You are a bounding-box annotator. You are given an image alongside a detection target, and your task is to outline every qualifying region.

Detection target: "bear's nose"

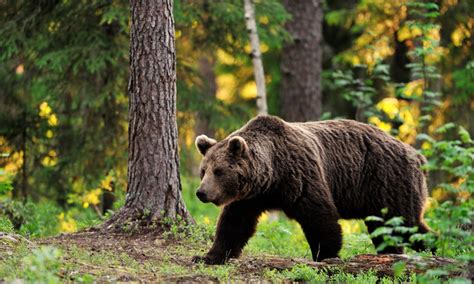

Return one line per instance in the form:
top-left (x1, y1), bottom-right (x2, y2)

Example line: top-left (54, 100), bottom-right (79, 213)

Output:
top-left (196, 190), bottom-right (208, 202)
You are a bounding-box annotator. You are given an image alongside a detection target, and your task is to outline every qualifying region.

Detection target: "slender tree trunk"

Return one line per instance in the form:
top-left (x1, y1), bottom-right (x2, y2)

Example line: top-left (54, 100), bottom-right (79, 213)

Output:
top-left (195, 54), bottom-right (216, 138)
top-left (192, 54), bottom-right (217, 176)
top-left (244, 0), bottom-right (268, 115)
top-left (20, 111), bottom-right (27, 201)
top-left (103, 0), bottom-right (191, 231)
top-left (281, 0), bottom-right (323, 122)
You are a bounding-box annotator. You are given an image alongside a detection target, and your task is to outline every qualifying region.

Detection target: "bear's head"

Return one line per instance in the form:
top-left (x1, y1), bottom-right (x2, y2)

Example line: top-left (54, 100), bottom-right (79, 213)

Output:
top-left (194, 134), bottom-right (250, 206)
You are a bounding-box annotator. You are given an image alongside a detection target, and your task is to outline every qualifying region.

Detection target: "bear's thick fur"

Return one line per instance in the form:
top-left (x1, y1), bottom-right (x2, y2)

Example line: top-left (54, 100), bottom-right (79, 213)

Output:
top-left (193, 115), bottom-right (431, 264)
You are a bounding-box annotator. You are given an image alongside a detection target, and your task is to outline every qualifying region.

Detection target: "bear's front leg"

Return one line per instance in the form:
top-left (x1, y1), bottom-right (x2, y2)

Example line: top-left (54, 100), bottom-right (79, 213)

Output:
top-left (192, 199), bottom-right (264, 265)
top-left (292, 198), bottom-right (342, 262)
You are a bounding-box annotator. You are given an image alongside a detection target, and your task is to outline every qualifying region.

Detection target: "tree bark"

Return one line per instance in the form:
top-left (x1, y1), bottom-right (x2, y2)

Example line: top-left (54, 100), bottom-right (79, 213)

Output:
top-left (195, 54), bottom-right (216, 138)
top-left (103, 0), bottom-right (192, 231)
top-left (281, 0), bottom-right (323, 122)
top-left (244, 0), bottom-right (268, 115)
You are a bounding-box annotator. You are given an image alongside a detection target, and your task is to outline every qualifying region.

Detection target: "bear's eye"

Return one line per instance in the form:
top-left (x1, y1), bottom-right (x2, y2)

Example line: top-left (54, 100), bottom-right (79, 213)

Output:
top-left (213, 168), bottom-right (224, 177)
top-left (200, 169), bottom-right (205, 179)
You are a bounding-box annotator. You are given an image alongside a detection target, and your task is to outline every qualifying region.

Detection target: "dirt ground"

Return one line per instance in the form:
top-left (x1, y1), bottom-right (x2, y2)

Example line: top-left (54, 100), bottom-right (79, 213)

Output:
top-left (30, 230), bottom-right (469, 282)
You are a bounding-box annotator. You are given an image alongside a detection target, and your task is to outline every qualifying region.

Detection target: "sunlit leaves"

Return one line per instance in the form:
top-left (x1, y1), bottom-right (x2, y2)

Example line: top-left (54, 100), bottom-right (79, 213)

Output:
top-left (57, 212), bottom-right (77, 233)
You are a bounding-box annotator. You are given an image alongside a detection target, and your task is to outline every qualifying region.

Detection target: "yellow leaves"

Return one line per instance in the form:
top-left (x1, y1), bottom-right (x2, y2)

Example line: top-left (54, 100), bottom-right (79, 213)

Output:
top-left (175, 30), bottom-right (182, 39)
top-left (398, 25), bottom-right (445, 64)
top-left (369, 116), bottom-right (392, 132)
top-left (244, 44), bottom-right (251, 54)
top-left (397, 26), bottom-right (411, 42)
top-left (369, 97), bottom-right (418, 144)
top-left (39, 101), bottom-right (59, 131)
top-left (243, 43), bottom-right (269, 54)
top-left (350, 55), bottom-right (361, 65)
top-left (432, 188), bottom-right (449, 201)
top-left (259, 212), bottom-right (269, 222)
top-left (421, 141), bottom-right (432, 150)
top-left (451, 24), bottom-right (471, 47)
top-left (424, 46), bottom-right (446, 65)
top-left (3, 151), bottom-right (23, 174)
top-left (49, 150), bottom-right (57, 157)
top-left (402, 79), bottom-right (424, 98)
top-left (46, 130), bottom-right (54, 138)
top-left (351, 36), bottom-right (394, 68)
top-left (339, 220), bottom-right (363, 235)
top-left (430, 178), bottom-right (470, 202)
top-left (42, 149), bottom-right (58, 167)
top-left (217, 49), bottom-right (235, 65)
top-left (81, 174), bottom-right (114, 208)
top-left (83, 188), bottom-right (102, 208)
top-left (216, 74), bottom-right (236, 102)
top-left (39, 102), bottom-right (52, 118)
top-left (411, 26), bottom-right (423, 38)
top-left (41, 156), bottom-right (57, 167)
top-left (241, 81), bottom-right (257, 100)
top-left (48, 114), bottom-right (58, 126)
top-left (397, 25), bottom-right (422, 41)
top-left (58, 212), bottom-right (77, 233)
top-left (47, 21), bottom-right (60, 33)
top-left (100, 174), bottom-right (113, 191)
top-left (377, 98), bottom-right (399, 119)
top-left (203, 216), bottom-right (211, 225)
top-left (259, 16), bottom-right (269, 25)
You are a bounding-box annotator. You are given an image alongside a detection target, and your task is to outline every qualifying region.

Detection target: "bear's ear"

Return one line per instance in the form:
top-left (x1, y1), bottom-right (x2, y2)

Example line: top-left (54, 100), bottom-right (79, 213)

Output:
top-left (195, 135), bottom-right (217, 156)
top-left (228, 136), bottom-right (248, 157)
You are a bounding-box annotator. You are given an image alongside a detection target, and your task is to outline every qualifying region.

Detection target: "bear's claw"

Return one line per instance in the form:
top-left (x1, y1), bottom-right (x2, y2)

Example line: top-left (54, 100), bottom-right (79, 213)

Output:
top-left (192, 255), bottom-right (226, 265)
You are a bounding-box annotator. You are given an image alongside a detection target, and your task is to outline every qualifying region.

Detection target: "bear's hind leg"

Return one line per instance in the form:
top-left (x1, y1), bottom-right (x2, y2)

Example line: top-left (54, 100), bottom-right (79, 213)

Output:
top-left (300, 218), bottom-right (342, 261)
top-left (291, 199), bottom-right (342, 261)
top-left (365, 220), bottom-right (404, 254)
top-left (409, 220), bottom-right (435, 253)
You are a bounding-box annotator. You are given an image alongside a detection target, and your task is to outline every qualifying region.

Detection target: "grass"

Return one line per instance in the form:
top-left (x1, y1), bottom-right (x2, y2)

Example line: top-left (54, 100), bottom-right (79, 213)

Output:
top-left (0, 218), bottom-right (470, 282)
top-left (0, 214), bottom-right (380, 282)
top-left (0, 177), bottom-right (471, 282)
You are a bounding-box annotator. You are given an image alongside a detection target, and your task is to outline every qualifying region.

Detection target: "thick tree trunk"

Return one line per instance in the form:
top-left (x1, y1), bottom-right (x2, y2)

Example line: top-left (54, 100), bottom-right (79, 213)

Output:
top-left (103, 0), bottom-right (192, 231)
top-left (281, 0), bottom-right (323, 122)
top-left (244, 0), bottom-right (268, 115)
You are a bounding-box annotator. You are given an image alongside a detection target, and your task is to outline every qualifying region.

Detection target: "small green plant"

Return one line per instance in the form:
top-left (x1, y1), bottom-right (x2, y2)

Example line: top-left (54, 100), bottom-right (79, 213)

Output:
top-left (332, 63), bottom-right (390, 122)
top-left (366, 208), bottom-right (420, 253)
top-left (419, 124), bottom-right (473, 259)
top-left (0, 216), bottom-right (14, 233)
top-left (20, 246), bottom-right (62, 283)
top-left (0, 167), bottom-right (13, 197)
top-left (281, 264), bottom-right (328, 282)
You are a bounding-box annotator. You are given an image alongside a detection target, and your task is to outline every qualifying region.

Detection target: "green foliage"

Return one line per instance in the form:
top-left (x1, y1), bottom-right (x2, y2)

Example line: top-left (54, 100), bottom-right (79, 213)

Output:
top-left (20, 246), bottom-right (62, 283)
top-left (452, 61), bottom-right (474, 104)
top-left (0, 215), bottom-right (14, 233)
top-left (247, 217), bottom-right (310, 258)
top-left (366, 211), bottom-right (420, 253)
top-left (419, 124), bottom-right (473, 190)
top-left (1, 200), bottom-right (61, 237)
top-left (269, 265), bottom-right (397, 283)
top-left (426, 200), bottom-right (473, 258)
top-left (0, 167), bottom-right (13, 196)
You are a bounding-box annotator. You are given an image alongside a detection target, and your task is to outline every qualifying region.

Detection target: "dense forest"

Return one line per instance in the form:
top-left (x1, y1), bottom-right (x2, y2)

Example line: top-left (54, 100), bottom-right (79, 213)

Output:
top-left (0, 0), bottom-right (472, 282)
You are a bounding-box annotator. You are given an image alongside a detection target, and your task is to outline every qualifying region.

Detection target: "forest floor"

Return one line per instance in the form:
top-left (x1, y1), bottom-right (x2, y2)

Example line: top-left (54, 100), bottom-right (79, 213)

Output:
top-left (1, 229), bottom-right (470, 282)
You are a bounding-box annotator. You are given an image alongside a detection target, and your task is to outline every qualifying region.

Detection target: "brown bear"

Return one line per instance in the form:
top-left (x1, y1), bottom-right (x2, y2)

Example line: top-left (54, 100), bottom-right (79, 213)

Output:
top-left (192, 115), bottom-right (431, 265)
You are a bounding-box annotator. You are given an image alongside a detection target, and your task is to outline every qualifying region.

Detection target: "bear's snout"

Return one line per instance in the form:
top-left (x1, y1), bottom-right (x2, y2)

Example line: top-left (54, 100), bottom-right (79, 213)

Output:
top-left (196, 189), bottom-right (209, 203)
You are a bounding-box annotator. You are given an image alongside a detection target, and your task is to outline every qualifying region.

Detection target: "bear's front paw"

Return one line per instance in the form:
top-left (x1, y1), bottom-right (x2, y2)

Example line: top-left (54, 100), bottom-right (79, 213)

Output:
top-left (192, 255), bottom-right (226, 265)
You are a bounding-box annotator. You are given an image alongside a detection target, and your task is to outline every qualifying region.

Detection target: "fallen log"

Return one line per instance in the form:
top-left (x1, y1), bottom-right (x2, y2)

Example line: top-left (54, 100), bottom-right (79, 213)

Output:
top-left (260, 254), bottom-right (471, 279)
